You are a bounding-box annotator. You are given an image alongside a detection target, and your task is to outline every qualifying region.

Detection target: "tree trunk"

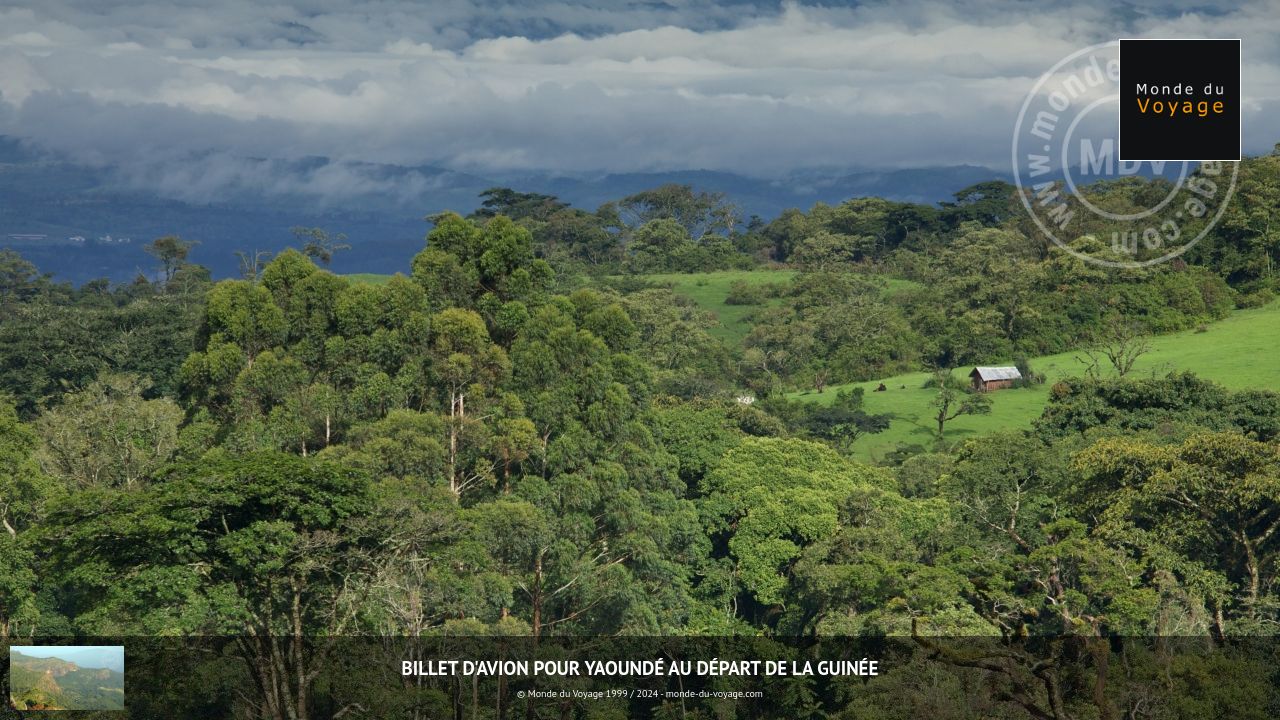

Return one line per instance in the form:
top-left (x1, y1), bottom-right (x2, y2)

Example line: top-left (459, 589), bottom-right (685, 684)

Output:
top-left (531, 552), bottom-right (543, 639)
top-left (1088, 638), bottom-right (1117, 720)
top-left (1242, 532), bottom-right (1261, 611)
top-left (292, 582), bottom-right (308, 720)
top-left (448, 391), bottom-right (465, 498)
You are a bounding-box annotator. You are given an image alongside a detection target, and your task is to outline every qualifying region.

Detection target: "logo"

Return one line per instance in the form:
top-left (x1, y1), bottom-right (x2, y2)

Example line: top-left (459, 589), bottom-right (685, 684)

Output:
top-left (1012, 41), bottom-right (1238, 268)
top-left (1119, 39), bottom-right (1241, 162)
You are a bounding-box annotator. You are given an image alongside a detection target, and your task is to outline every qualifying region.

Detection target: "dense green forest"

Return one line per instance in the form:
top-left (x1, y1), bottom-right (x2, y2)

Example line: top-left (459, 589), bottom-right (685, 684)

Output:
top-left (3, 152), bottom-right (1280, 719)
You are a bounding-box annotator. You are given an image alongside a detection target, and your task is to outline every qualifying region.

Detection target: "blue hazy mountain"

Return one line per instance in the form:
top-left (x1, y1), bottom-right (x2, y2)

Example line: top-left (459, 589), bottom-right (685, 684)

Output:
top-left (0, 137), bottom-right (1007, 283)
top-left (12, 646), bottom-right (124, 672)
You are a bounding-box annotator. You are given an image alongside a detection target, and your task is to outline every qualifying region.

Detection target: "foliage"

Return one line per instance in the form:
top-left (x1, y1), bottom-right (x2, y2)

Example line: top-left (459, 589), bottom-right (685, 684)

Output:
top-left (36, 374), bottom-right (183, 490)
top-left (3, 167), bottom-right (1280, 717)
top-left (931, 369), bottom-right (992, 440)
top-left (701, 437), bottom-right (893, 609)
top-left (143, 235), bottom-right (198, 282)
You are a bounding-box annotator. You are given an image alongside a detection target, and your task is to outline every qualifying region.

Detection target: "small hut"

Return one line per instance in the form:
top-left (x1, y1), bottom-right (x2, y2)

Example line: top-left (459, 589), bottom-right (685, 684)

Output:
top-left (969, 366), bottom-right (1022, 392)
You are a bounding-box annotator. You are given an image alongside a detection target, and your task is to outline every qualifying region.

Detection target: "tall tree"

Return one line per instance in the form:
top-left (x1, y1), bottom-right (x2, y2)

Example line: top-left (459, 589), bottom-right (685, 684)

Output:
top-left (470, 188), bottom-right (568, 222)
top-left (291, 227), bottom-right (351, 267)
top-left (46, 452), bottom-right (377, 720)
top-left (144, 235), bottom-right (198, 282)
top-left (429, 308), bottom-right (511, 499)
top-left (0, 398), bottom-right (52, 640)
top-left (1078, 432), bottom-right (1280, 631)
top-left (615, 184), bottom-right (738, 238)
top-left (36, 374), bottom-right (183, 490)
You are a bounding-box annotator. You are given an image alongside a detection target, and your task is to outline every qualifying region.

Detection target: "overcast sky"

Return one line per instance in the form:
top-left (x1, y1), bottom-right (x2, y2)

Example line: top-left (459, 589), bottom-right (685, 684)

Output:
top-left (2, 0), bottom-right (1279, 187)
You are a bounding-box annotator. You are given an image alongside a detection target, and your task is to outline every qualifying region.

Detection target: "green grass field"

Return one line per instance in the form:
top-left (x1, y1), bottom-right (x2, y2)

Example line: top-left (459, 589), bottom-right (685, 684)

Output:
top-left (639, 270), bottom-right (796, 343)
top-left (639, 270), bottom-right (919, 344)
top-left (792, 300), bottom-right (1280, 463)
top-left (345, 272), bottom-right (395, 285)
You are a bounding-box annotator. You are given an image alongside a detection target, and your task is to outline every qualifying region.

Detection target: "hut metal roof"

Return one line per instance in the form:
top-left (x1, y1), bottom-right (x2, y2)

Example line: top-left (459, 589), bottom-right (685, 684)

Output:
top-left (971, 366), bottom-right (1022, 381)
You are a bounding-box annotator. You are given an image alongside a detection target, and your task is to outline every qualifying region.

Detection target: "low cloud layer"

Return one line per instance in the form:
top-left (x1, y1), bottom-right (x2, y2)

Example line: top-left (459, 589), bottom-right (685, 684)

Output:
top-left (2, 0), bottom-right (1279, 200)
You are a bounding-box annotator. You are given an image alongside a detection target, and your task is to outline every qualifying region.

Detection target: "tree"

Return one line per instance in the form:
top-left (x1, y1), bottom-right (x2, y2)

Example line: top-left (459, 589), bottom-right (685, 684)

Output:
top-left (791, 230), bottom-right (864, 270)
top-left (534, 208), bottom-right (617, 266)
top-left (1036, 371), bottom-right (1280, 442)
top-left (0, 282), bottom-right (201, 419)
top-left (320, 410), bottom-right (446, 483)
top-left (1201, 152), bottom-right (1280, 283)
top-left (615, 184), bottom-right (738, 239)
top-left (0, 532), bottom-right (38, 640)
top-left (36, 374), bottom-right (183, 489)
top-left (782, 481), bottom-right (970, 636)
top-left (701, 437), bottom-right (894, 609)
top-left (761, 207), bottom-right (812, 261)
top-left (46, 452), bottom-right (377, 720)
top-left (0, 249), bottom-right (44, 307)
top-left (931, 370), bottom-right (991, 440)
top-left (626, 218), bottom-right (695, 272)
top-left (797, 388), bottom-right (891, 452)
top-left (1093, 314), bottom-right (1152, 377)
top-left (0, 399), bottom-right (50, 640)
top-left (235, 249), bottom-right (274, 282)
top-left (291, 227), bottom-right (351, 266)
top-left (470, 187), bottom-right (568, 222)
top-left (939, 181), bottom-right (1017, 227)
top-left (144, 235), bottom-right (198, 282)
top-left (932, 432), bottom-right (1163, 720)
top-left (413, 212), bottom-right (553, 312)
top-left (429, 308), bottom-right (511, 499)
top-left (1076, 432), bottom-right (1280, 631)
top-left (202, 279), bottom-right (288, 363)
top-left (0, 397), bottom-right (52, 537)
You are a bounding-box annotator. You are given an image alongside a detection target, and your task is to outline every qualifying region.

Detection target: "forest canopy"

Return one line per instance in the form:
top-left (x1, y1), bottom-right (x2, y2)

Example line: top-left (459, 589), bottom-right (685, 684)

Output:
top-left (3, 158), bottom-right (1280, 719)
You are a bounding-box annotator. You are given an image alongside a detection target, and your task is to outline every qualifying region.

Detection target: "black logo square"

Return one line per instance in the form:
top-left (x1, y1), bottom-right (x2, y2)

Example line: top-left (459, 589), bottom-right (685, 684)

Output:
top-left (1119, 39), bottom-right (1240, 161)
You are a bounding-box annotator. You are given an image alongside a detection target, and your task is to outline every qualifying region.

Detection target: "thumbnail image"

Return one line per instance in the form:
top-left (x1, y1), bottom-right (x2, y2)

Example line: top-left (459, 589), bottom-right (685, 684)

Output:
top-left (8, 646), bottom-right (124, 711)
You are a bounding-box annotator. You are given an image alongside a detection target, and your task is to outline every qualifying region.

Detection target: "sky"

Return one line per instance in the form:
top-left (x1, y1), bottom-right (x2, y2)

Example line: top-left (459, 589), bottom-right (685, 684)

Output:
top-left (11, 646), bottom-right (126, 672)
top-left (1, 0), bottom-right (1278, 198)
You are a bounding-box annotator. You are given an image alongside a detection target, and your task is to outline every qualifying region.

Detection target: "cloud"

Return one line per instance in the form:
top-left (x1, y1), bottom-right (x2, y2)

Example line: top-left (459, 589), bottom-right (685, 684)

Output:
top-left (1, 0), bottom-right (1278, 203)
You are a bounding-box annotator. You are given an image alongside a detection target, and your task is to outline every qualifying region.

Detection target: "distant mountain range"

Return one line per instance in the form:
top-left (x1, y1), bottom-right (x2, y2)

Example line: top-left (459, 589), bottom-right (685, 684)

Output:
top-left (8, 649), bottom-right (125, 711)
top-left (0, 135), bottom-right (1006, 283)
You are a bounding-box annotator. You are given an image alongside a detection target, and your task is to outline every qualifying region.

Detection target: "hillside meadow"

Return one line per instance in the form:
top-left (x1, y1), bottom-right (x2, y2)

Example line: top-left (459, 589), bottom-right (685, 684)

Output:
top-left (632, 269), bottom-right (795, 342)
top-left (792, 299), bottom-right (1280, 462)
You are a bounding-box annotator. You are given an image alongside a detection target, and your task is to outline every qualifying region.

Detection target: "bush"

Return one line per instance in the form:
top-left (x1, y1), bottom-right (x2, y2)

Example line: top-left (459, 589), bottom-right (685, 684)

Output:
top-left (724, 280), bottom-right (768, 306)
top-left (1014, 356), bottom-right (1045, 387)
top-left (1238, 288), bottom-right (1276, 309)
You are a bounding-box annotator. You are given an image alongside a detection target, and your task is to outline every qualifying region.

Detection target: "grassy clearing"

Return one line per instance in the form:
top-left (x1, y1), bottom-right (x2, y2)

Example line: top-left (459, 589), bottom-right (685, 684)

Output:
top-left (639, 270), bottom-right (919, 344)
top-left (639, 270), bottom-right (796, 343)
top-left (345, 273), bottom-right (395, 285)
top-left (792, 300), bottom-right (1280, 463)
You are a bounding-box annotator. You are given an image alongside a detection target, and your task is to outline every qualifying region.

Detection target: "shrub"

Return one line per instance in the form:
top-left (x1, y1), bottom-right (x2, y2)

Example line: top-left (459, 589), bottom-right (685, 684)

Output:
top-left (1014, 356), bottom-right (1045, 387)
top-left (1238, 288), bottom-right (1276, 309)
top-left (725, 280), bottom-right (768, 306)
